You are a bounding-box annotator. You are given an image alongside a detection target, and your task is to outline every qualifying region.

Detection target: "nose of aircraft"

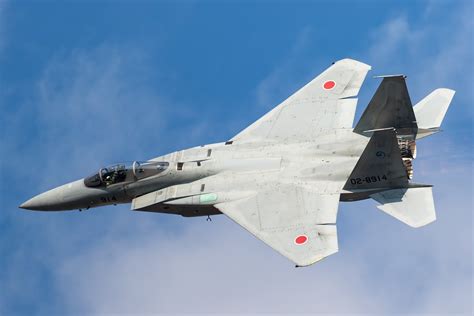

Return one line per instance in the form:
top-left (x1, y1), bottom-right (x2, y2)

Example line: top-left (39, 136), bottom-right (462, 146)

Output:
top-left (20, 186), bottom-right (65, 211)
top-left (19, 179), bottom-right (95, 211)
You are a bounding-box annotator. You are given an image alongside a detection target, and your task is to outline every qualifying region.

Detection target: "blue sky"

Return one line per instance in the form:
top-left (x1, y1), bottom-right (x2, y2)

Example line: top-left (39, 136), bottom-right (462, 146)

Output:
top-left (0, 1), bottom-right (472, 315)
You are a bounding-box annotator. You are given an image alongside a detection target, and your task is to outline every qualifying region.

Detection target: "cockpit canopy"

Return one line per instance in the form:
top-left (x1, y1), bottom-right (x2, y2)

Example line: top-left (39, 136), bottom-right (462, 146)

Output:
top-left (84, 161), bottom-right (169, 188)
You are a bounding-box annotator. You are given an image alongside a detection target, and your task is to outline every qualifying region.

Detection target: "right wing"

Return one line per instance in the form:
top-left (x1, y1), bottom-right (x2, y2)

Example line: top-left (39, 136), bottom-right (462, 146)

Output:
top-left (215, 184), bottom-right (340, 267)
top-left (232, 58), bottom-right (371, 142)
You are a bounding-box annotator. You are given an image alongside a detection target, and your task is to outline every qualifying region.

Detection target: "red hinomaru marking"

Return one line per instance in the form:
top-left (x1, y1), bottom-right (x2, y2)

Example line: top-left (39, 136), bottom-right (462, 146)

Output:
top-left (323, 80), bottom-right (336, 90)
top-left (294, 235), bottom-right (308, 245)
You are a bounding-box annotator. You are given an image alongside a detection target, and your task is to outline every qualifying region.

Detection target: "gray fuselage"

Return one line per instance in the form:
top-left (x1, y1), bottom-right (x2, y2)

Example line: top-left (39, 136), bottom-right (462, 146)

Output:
top-left (20, 129), bottom-right (369, 213)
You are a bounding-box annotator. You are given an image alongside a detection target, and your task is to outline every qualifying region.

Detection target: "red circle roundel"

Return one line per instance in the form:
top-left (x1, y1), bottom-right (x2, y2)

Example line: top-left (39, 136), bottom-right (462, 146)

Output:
top-left (294, 235), bottom-right (308, 245)
top-left (323, 80), bottom-right (336, 90)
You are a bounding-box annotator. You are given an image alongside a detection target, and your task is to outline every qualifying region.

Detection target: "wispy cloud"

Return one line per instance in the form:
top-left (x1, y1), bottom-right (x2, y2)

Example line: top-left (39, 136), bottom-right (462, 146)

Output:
top-left (0, 43), bottom-right (166, 313)
top-left (255, 26), bottom-right (315, 109)
top-left (3, 44), bottom-right (184, 190)
top-left (366, 4), bottom-right (473, 110)
top-left (54, 218), bottom-right (387, 314)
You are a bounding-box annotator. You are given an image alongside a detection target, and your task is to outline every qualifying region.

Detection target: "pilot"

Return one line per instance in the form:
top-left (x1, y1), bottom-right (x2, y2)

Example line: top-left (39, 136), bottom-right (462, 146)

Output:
top-left (105, 174), bottom-right (113, 184)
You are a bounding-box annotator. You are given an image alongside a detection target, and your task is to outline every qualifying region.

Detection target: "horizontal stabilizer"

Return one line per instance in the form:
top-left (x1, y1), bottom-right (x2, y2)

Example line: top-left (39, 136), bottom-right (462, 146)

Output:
top-left (370, 187), bottom-right (436, 228)
top-left (414, 89), bottom-right (455, 139)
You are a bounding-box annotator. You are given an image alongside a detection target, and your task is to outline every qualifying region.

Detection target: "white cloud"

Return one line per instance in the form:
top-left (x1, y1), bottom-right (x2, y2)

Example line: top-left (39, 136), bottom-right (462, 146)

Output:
top-left (54, 215), bottom-right (389, 314)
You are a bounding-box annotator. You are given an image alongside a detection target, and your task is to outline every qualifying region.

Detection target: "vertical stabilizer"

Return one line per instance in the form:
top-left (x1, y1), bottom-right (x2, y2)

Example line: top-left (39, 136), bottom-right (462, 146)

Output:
top-left (344, 129), bottom-right (408, 190)
top-left (353, 75), bottom-right (417, 138)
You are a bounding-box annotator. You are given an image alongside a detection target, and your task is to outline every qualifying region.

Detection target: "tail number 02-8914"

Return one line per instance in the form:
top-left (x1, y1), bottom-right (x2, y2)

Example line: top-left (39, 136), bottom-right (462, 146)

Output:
top-left (350, 175), bottom-right (387, 185)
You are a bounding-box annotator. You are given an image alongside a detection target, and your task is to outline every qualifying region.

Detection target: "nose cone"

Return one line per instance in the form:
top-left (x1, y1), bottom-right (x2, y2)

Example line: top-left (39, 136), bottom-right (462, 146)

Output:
top-left (20, 188), bottom-right (64, 211)
top-left (20, 180), bottom-right (95, 211)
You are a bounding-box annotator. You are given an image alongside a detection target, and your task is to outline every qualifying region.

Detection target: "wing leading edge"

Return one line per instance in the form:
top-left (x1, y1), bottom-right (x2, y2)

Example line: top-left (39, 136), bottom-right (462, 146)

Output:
top-left (232, 58), bottom-right (371, 143)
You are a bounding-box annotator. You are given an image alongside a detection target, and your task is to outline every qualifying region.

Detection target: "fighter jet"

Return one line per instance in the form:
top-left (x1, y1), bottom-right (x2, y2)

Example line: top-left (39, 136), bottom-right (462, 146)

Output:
top-left (20, 59), bottom-right (455, 267)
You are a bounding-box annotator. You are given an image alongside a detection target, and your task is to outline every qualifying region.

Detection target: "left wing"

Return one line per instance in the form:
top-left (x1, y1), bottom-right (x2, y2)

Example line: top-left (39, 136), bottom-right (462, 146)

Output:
top-left (215, 184), bottom-right (340, 267)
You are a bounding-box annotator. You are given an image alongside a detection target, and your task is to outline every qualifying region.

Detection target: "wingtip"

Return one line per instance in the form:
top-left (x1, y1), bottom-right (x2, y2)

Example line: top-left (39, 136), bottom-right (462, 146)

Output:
top-left (434, 88), bottom-right (456, 97)
top-left (335, 58), bottom-right (372, 71)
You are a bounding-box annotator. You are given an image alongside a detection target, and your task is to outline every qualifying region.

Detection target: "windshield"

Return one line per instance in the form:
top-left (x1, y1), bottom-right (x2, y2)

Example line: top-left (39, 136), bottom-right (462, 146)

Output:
top-left (84, 161), bottom-right (169, 188)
